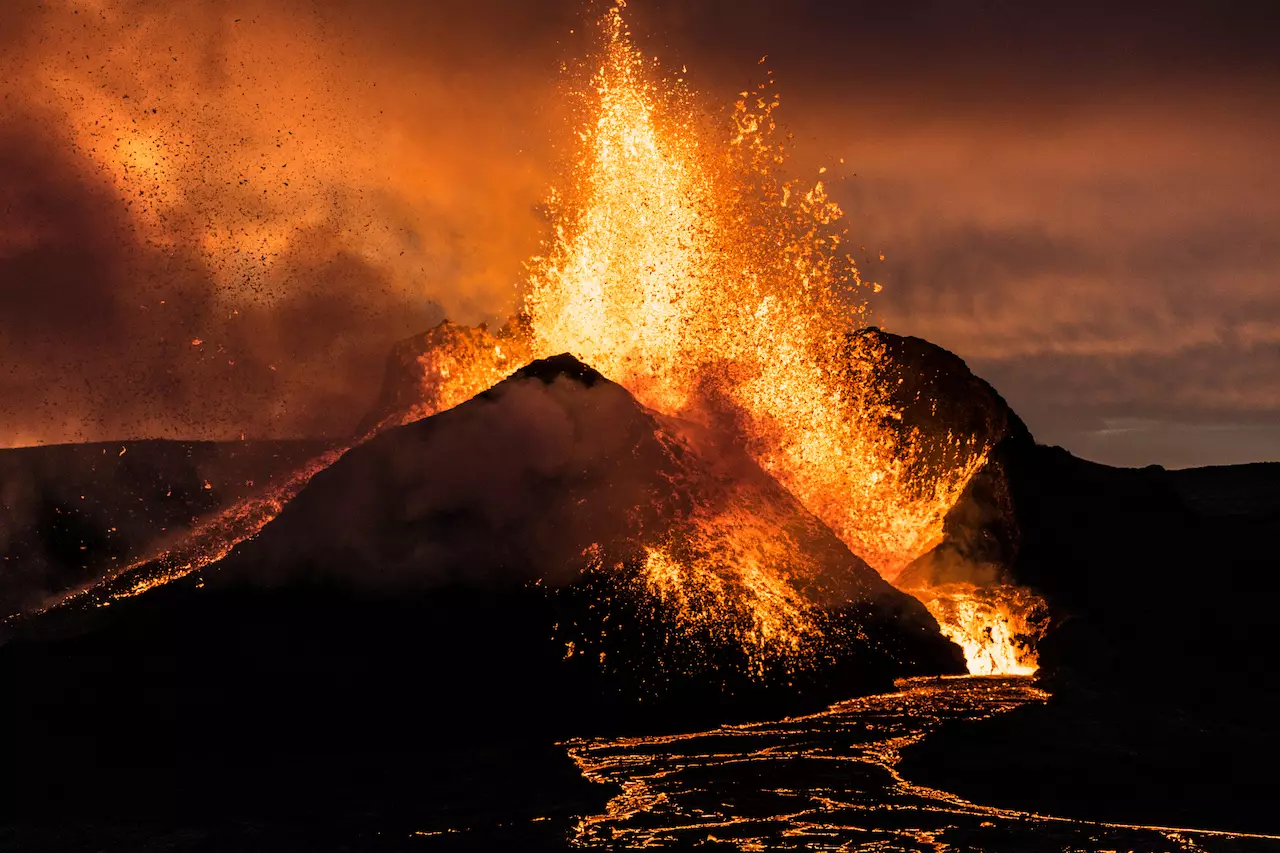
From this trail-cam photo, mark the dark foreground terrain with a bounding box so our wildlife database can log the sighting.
[901,445,1280,834]
[0,355,961,851]
[0,438,327,614]
[2,333,1277,849]
[2,583,609,852]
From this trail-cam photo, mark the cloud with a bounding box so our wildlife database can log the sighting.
[0,0,570,445]
[2,0,1277,469]
[803,95,1280,464]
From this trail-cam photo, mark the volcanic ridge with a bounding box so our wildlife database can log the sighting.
[2,327,1277,841]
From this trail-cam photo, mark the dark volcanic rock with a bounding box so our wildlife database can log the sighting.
[219,352,960,696]
[867,338,1280,833]
[0,438,325,614]
[857,327,1033,591]
[0,581,612,849]
[853,327,1031,468]
[859,330,1279,692]
[0,353,962,845]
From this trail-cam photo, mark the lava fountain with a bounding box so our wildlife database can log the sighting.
[47,3,1045,676]
[513,5,1041,674]
[523,6,981,578]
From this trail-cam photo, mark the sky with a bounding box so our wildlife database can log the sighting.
[1,0,1277,468]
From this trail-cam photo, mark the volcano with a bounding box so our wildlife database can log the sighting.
[2,330,1278,845]
[214,351,961,689]
[1,2,1275,845]
[0,350,964,843]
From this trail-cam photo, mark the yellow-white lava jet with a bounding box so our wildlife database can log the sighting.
[521,4,1036,673]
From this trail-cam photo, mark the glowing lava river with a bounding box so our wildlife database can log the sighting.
[553,677,1277,852]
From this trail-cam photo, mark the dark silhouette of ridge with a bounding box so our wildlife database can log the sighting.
[0,438,327,614]
[867,336,1280,835]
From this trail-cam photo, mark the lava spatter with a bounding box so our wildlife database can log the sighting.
[519,4,1038,673]
[31,3,1046,678]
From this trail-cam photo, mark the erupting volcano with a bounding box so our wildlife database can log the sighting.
[30,3,1045,676]
[379,5,1043,675]
[4,2,1278,850]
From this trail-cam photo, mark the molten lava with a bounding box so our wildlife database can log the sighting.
[517,5,1037,673]
[905,583,1047,676]
[522,6,983,576]
[51,2,1046,677]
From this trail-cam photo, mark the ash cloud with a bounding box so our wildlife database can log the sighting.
[2,0,1278,468]
[0,0,570,446]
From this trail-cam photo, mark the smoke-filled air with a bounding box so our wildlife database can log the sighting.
[14,2,1045,675]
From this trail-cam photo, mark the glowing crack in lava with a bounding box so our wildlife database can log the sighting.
[516,5,1041,674]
